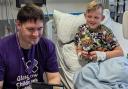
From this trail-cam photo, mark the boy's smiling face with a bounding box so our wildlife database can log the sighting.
[85,8,104,29]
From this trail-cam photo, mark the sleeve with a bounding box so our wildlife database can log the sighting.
[104,25,120,50]
[74,24,87,46]
[45,40,59,72]
[0,51,5,80]
[74,26,81,46]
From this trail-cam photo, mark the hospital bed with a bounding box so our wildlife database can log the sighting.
[45,9,128,89]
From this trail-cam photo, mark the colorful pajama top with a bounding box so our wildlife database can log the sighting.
[74,24,119,52]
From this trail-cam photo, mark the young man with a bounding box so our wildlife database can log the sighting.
[0,4,60,89]
[74,0,123,62]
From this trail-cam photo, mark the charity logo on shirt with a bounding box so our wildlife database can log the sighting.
[16,59,38,89]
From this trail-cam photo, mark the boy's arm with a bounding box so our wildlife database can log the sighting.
[104,25,123,58]
[106,46,123,59]
[89,46,123,61]
[89,25,123,61]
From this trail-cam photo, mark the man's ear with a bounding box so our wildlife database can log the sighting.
[16,20,21,30]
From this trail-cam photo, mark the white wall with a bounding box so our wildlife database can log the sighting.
[0,0,91,20]
[0,0,19,20]
[46,0,91,14]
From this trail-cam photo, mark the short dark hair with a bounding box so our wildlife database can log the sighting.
[17,4,45,23]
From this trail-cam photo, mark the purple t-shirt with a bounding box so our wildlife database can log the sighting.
[0,33,59,89]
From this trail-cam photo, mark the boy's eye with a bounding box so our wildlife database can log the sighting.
[37,27,43,31]
[95,16,99,19]
[88,16,92,18]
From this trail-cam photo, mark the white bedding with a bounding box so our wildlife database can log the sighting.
[62,43,88,89]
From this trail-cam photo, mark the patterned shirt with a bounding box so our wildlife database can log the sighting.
[74,24,119,52]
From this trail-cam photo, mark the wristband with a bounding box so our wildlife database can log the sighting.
[96,51,107,62]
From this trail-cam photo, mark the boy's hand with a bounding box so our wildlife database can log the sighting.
[89,51,97,61]
[81,51,90,59]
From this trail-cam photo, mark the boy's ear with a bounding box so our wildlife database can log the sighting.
[101,15,105,21]
[84,13,87,19]
[84,13,86,17]
[84,13,86,16]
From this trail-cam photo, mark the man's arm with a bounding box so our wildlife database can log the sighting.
[0,81,3,89]
[46,72,61,84]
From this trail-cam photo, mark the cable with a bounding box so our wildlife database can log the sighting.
[8,0,16,32]
[116,0,120,22]
[4,0,13,37]
[0,0,3,19]
[43,4,50,21]
[123,0,125,12]
[5,0,10,25]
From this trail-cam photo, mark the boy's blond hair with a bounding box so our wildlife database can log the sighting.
[86,0,104,13]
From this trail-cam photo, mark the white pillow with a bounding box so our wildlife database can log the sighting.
[53,10,85,43]
[53,9,111,43]
[101,9,111,24]
[123,11,128,39]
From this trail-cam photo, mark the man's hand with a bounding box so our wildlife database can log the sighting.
[0,81,3,89]
[46,72,61,85]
